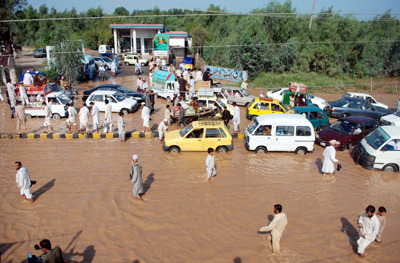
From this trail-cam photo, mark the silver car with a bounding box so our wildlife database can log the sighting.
[93,57,119,70]
[222,86,255,107]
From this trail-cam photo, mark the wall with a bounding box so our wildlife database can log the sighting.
[204,66,248,82]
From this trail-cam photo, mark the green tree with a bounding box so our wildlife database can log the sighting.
[53,39,84,85]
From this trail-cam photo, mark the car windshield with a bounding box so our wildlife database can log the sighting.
[241,89,250,96]
[247,119,259,134]
[335,98,349,106]
[217,99,225,107]
[248,99,255,108]
[271,89,281,94]
[342,93,351,98]
[394,111,400,117]
[50,84,62,92]
[103,57,112,62]
[330,120,357,134]
[115,86,131,93]
[286,109,298,114]
[365,127,390,150]
[180,123,193,137]
[114,93,126,102]
[56,94,70,104]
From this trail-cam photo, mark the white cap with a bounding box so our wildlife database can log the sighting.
[132,154,138,161]
[27,70,30,73]
[164,119,168,122]
[36,71,39,74]
[329,139,340,146]
[141,102,145,105]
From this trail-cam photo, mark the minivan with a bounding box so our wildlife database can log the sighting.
[244,114,315,154]
[352,126,400,172]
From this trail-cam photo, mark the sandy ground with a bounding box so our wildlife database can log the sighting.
[0,64,400,262]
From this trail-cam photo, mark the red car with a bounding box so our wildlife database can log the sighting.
[315,116,379,151]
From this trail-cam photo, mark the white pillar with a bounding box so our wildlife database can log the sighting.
[132,30,137,54]
[113,29,118,54]
[141,37,145,55]
[117,30,120,54]
[157,29,160,33]
[130,29,133,52]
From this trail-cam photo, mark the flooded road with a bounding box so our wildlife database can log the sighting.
[0,139,399,262]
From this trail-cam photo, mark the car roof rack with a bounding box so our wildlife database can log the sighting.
[197,118,223,125]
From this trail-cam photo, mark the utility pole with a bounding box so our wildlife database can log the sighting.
[309,0,317,29]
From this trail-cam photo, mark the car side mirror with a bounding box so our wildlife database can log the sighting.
[353,128,362,135]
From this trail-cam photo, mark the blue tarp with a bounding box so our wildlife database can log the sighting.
[19,71,44,83]
[81,55,94,64]
[183,57,194,65]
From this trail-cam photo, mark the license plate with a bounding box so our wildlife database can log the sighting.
[320,142,326,147]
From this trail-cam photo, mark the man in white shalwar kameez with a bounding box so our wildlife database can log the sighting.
[321,139,340,178]
[43,101,54,133]
[118,111,126,142]
[19,85,30,106]
[141,102,151,134]
[79,103,90,134]
[357,205,380,258]
[66,103,78,133]
[232,102,240,133]
[258,204,288,254]
[130,154,144,201]
[7,81,17,115]
[103,99,113,133]
[206,148,216,181]
[158,119,169,141]
[23,70,33,85]
[90,102,100,133]
[15,161,35,203]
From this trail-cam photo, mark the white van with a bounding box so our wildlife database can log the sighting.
[25,92,72,119]
[244,114,315,154]
[353,126,400,172]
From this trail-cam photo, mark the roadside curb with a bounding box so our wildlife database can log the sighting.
[0,132,245,140]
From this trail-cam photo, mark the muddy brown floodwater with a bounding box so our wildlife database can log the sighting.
[0,138,399,263]
[1,65,400,262]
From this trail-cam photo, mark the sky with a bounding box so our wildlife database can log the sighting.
[25,0,400,18]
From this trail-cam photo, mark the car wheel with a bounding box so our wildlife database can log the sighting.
[295,147,307,155]
[125,62,129,66]
[255,146,267,154]
[341,113,349,118]
[169,146,180,153]
[25,113,32,119]
[121,108,129,115]
[245,102,249,108]
[216,146,228,153]
[166,97,172,103]
[341,143,350,151]
[383,164,398,172]
[52,113,61,119]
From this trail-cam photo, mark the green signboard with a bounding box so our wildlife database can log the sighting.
[152,34,169,57]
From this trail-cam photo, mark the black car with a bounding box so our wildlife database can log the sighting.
[33,48,46,58]
[82,84,145,103]
[328,97,392,119]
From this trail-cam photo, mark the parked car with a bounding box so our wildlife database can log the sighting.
[246,98,286,121]
[93,57,119,70]
[33,48,46,58]
[82,84,144,103]
[86,90,138,114]
[244,114,315,154]
[352,126,400,172]
[196,95,235,115]
[315,116,379,151]
[286,106,330,132]
[266,87,329,110]
[163,120,233,153]
[43,83,77,99]
[24,92,72,119]
[221,86,255,107]
[379,111,400,126]
[328,97,391,119]
[342,92,388,109]
[124,55,149,66]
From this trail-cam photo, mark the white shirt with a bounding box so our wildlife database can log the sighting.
[189,79,196,92]
[23,73,33,85]
[233,106,240,124]
[7,82,16,99]
[137,79,142,87]
[158,121,168,134]
[110,62,117,73]
[16,166,31,189]
[259,213,288,235]
[142,81,148,91]
[174,81,180,95]
[68,106,77,120]
[118,116,125,132]
[241,81,248,89]
[141,106,150,121]
[195,71,203,81]
[92,105,99,120]
[358,213,380,241]
[105,104,113,123]
[206,154,215,171]
[45,105,52,118]
[79,106,90,123]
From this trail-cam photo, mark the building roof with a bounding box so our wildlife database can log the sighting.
[165,31,189,38]
[110,24,163,29]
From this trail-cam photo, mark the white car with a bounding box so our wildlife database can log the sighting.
[342,92,388,109]
[86,90,138,114]
[380,111,400,126]
[267,87,329,110]
[25,92,72,119]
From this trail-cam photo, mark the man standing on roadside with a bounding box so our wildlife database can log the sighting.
[232,102,240,133]
[357,205,380,258]
[130,154,144,201]
[177,103,186,127]
[79,103,90,134]
[104,99,113,133]
[222,106,232,128]
[158,119,169,141]
[118,111,126,142]
[15,161,35,203]
[15,100,27,134]
[258,204,288,254]
[141,102,151,134]
[164,104,173,125]
[66,103,78,133]
[43,101,54,134]
[7,81,17,118]
[206,148,216,181]
[90,102,100,133]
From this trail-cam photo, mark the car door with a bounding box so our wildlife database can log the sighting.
[203,128,222,151]
[274,125,295,151]
[182,128,204,151]
[271,102,285,114]
[92,94,105,111]
[252,124,274,151]
[346,101,364,116]
[225,88,234,103]
[107,95,119,112]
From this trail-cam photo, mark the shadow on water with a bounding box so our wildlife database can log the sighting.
[32,179,56,201]
[143,173,155,195]
[63,230,96,263]
[340,217,359,254]
[233,257,242,263]
[315,158,323,174]
[132,260,140,263]
[150,124,158,132]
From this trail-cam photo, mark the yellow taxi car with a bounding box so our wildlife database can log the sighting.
[163,120,233,153]
[246,97,286,121]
